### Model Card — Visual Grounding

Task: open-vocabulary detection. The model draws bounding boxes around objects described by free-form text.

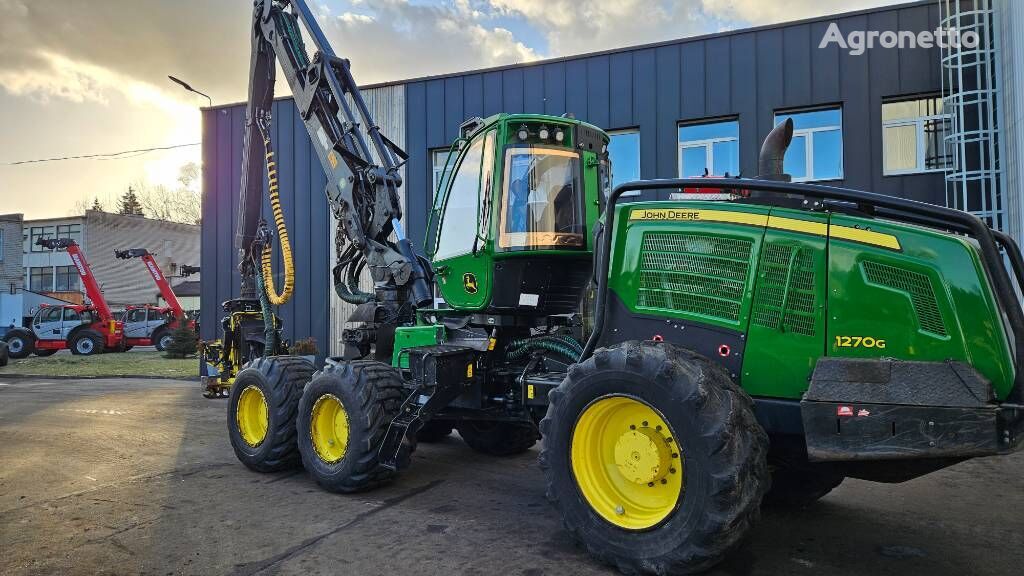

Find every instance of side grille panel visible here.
[637,233,753,324]
[862,260,947,336]
[751,243,817,336]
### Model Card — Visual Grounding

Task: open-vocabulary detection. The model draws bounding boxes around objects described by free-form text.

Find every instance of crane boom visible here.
[114,248,185,318]
[36,238,115,323]
[237,0,431,309]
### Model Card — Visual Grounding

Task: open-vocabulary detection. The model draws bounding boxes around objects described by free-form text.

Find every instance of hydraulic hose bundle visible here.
[258,123,295,307]
[505,335,583,363]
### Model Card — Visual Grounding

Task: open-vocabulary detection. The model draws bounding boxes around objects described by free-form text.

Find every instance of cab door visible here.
[61,307,83,339]
[123,308,149,339]
[431,130,496,310]
[33,307,64,341]
[146,308,169,336]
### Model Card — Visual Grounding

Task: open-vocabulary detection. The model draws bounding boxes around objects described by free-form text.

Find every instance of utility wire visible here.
[3,142,201,166]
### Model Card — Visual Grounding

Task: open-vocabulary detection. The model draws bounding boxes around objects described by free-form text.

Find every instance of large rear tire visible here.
[4,329,35,359]
[540,341,769,575]
[457,420,539,456]
[296,360,413,493]
[227,356,313,472]
[69,330,104,356]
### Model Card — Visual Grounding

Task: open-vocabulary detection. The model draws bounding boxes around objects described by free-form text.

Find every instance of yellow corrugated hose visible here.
[260,143,294,305]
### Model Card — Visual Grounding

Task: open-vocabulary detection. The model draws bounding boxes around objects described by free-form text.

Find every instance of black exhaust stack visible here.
[757,118,794,181]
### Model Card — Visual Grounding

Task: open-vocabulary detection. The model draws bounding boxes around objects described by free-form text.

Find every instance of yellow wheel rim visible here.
[310,394,349,464]
[571,396,684,530]
[236,385,269,447]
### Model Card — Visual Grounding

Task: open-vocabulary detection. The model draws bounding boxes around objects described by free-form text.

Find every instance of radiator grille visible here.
[637,233,752,323]
[862,261,947,336]
[751,243,817,336]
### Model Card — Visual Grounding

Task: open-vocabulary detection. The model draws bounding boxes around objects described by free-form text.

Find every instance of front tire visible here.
[227,356,313,472]
[153,327,173,352]
[457,420,539,456]
[4,329,35,359]
[540,341,769,575]
[69,330,104,356]
[296,360,413,493]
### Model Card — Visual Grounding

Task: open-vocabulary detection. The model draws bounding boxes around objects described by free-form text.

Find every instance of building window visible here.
[607,129,641,196]
[775,108,843,182]
[678,119,740,177]
[882,96,951,175]
[29,225,55,252]
[0,229,4,261]
[431,147,457,200]
[30,267,53,292]
[56,223,82,244]
[55,266,80,292]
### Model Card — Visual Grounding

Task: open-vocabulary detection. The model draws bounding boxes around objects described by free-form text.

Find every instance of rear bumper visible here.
[801,358,1023,462]
[802,400,1022,461]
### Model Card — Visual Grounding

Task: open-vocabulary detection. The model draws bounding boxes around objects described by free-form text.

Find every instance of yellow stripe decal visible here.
[830,225,902,250]
[629,207,901,250]
[767,215,828,236]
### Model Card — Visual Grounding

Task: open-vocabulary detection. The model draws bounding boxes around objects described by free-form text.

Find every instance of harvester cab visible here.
[424,115,603,316]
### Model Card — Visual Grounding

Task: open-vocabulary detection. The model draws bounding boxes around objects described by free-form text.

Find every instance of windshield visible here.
[499,146,584,250]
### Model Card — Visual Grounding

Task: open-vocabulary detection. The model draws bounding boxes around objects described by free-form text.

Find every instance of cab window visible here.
[499,146,584,250]
[39,307,62,323]
[63,308,81,322]
[126,309,147,323]
[435,135,486,261]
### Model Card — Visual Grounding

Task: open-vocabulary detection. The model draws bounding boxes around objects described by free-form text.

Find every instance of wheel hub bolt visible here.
[615,505,625,515]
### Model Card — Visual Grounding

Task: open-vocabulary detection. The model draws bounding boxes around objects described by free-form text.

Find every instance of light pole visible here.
[167,75,213,107]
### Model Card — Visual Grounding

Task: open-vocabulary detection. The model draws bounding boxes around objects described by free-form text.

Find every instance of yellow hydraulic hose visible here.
[260,140,294,306]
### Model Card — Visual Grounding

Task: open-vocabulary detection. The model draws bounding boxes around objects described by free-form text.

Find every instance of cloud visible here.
[316,0,539,84]
[699,0,907,25]
[489,0,708,56]
[488,0,907,59]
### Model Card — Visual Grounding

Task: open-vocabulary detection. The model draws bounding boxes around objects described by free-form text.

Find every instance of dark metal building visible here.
[202,0,956,353]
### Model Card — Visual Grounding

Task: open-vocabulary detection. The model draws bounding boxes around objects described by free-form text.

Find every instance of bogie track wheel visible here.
[227,356,313,472]
[297,360,414,493]
[540,341,769,574]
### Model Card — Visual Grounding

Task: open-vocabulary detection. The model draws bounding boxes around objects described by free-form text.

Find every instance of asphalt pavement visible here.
[0,376,1021,575]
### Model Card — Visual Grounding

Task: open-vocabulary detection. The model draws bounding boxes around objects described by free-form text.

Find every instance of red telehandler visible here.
[114,248,198,351]
[3,238,124,358]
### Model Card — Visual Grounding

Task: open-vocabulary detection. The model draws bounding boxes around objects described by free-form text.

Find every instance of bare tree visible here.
[68,195,108,216]
[136,163,202,225]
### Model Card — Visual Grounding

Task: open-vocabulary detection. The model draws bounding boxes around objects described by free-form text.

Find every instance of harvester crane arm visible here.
[36,238,115,323]
[238,0,430,308]
[114,248,185,318]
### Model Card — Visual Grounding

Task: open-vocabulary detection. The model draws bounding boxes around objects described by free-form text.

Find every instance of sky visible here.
[0,0,905,220]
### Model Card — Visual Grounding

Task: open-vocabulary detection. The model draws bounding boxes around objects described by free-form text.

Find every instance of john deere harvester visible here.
[216,1,1024,573]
